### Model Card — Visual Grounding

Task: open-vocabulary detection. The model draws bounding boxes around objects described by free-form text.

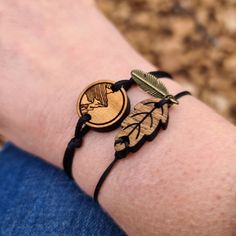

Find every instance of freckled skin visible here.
[0,1,236,235]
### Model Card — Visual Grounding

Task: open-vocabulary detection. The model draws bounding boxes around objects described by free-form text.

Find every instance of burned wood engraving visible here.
[115,98,169,158]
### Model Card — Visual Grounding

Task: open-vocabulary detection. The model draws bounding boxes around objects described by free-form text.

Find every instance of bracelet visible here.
[93,70,191,202]
[63,70,173,179]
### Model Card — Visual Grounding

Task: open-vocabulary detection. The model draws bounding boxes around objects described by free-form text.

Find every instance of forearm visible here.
[71,82,236,235]
[15,49,236,235]
[1,2,236,235]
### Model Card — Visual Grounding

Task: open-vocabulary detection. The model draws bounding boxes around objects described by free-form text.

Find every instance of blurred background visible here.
[0,0,235,146]
[97,0,236,123]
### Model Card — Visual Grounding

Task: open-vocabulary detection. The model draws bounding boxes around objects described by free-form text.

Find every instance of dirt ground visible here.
[1,0,235,145]
[97,0,236,124]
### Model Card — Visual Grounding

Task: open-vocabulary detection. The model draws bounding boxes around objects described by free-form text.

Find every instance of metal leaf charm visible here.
[114,98,169,158]
[131,70,178,104]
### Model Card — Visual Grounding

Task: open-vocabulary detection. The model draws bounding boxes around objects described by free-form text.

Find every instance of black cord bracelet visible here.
[63,69,192,203]
[93,90,191,202]
[63,70,173,180]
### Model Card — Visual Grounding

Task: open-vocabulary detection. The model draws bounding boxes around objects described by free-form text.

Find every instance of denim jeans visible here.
[0,143,126,236]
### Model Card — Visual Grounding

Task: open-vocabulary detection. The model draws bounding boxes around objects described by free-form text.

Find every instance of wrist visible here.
[68,68,187,196]
[70,84,236,235]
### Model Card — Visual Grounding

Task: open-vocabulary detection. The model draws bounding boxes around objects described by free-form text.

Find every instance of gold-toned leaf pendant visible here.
[77,80,130,131]
[115,98,168,158]
[131,70,178,104]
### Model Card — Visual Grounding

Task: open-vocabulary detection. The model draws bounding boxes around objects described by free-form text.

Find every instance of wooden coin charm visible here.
[77,80,130,131]
[114,98,169,158]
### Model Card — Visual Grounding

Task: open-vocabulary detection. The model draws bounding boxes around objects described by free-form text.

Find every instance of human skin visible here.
[0,1,236,235]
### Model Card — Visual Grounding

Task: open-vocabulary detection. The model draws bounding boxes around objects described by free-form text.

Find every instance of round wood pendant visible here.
[77,80,130,131]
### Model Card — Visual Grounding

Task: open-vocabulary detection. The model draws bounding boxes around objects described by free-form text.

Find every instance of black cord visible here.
[63,114,91,179]
[155,91,192,108]
[63,70,175,183]
[149,70,173,79]
[111,79,134,92]
[93,157,119,201]
[93,90,191,202]
[174,91,192,100]
[111,70,173,92]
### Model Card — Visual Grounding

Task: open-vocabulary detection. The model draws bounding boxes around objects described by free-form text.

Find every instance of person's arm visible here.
[1,1,236,235]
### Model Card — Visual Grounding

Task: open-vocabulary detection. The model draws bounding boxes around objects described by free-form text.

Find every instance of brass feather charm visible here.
[131,70,178,104]
[114,98,169,158]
